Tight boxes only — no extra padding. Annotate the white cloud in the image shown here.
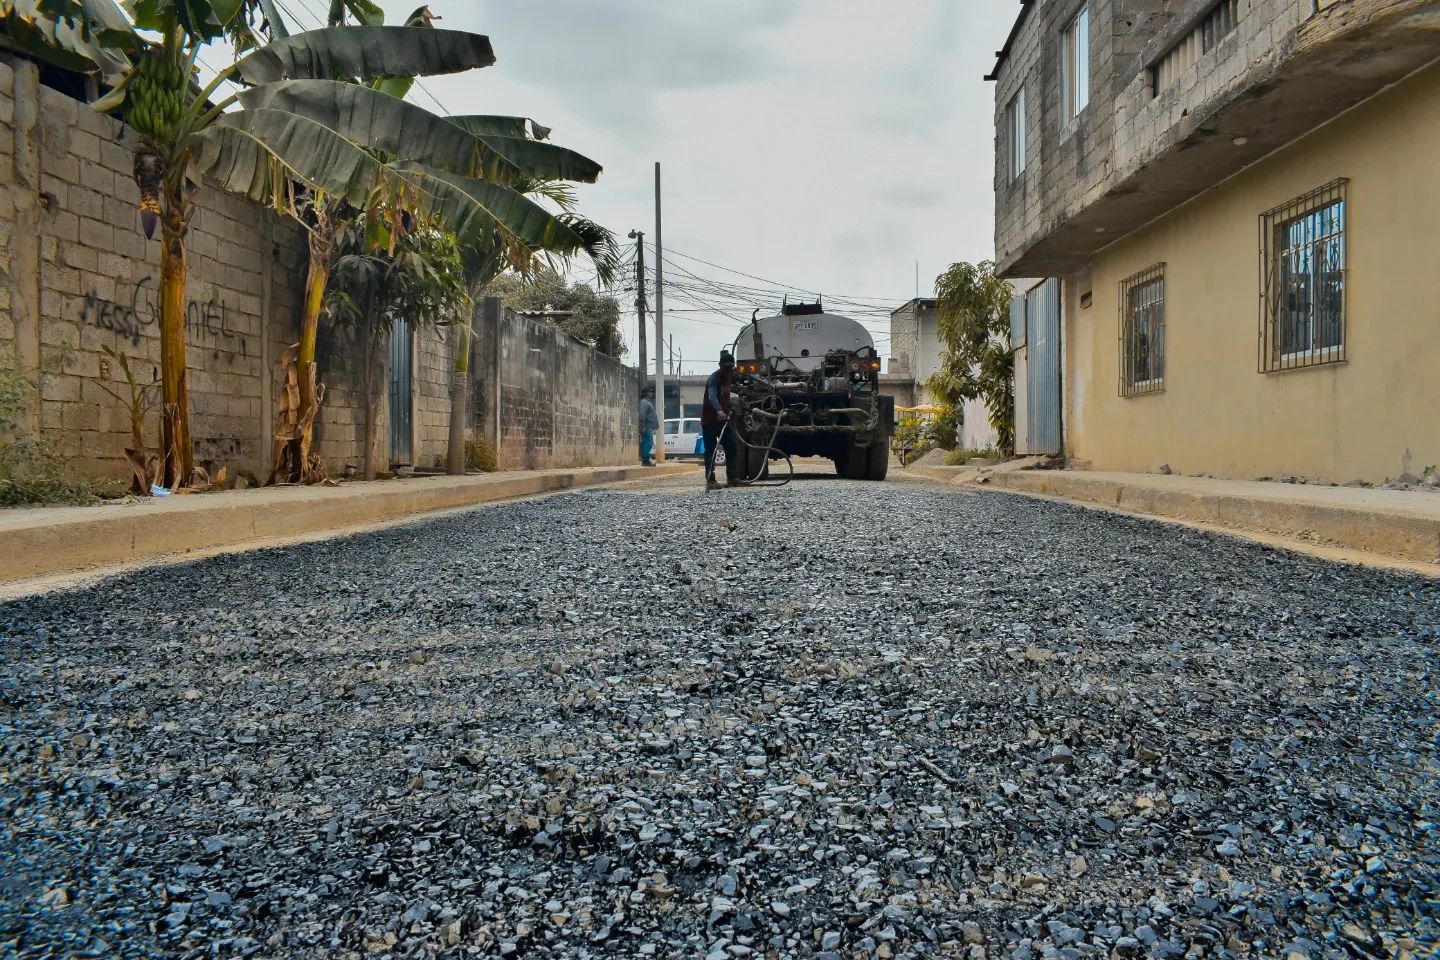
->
[372,1,1015,370]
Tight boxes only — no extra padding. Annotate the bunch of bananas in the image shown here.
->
[127,52,186,144]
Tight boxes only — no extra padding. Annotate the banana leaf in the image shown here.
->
[236,80,600,184]
[234,25,493,85]
[387,160,585,255]
[448,115,552,142]
[189,107,380,207]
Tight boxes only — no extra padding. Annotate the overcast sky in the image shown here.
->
[279,1,1017,372]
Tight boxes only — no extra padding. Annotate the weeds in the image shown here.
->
[466,439,499,473]
[0,352,94,506]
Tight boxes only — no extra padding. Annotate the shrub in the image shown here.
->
[893,414,933,457]
[465,439,499,473]
[927,405,959,451]
[0,353,94,506]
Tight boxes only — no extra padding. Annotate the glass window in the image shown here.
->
[663,419,679,435]
[1063,7,1090,121]
[682,421,701,435]
[1008,87,1026,179]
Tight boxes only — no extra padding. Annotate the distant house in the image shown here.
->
[889,298,1000,451]
[988,0,1440,482]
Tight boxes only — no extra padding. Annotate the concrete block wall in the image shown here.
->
[415,325,455,469]
[1,54,635,482]
[0,54,312,479]
[492,310,638,471]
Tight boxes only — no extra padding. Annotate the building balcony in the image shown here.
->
[997,0,1440,277]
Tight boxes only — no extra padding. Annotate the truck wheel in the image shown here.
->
[866,440,889,481]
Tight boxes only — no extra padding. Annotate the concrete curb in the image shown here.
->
[0,463,695,585]
[985,470,1440,565]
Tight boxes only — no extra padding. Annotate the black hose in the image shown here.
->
[714,413,794,487]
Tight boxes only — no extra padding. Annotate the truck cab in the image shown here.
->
[729,302,894,481]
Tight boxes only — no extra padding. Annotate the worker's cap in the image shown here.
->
[641,385,655,396]
[719,350,735,366]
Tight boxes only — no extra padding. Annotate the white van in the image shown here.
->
[663,418,705,458]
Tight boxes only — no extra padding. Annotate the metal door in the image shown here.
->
[1025,279,1061,455]
[388,318,413,465]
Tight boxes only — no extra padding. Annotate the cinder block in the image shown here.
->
[69,186,105,222]
[44,264,83,296]
[79,218,114,252]
[96,252,129,278]
[77,160,114,197]
[61,242,98,273]
[40,372,81,401]
[46,210,79,244]
[100,139,131,175]
[70,129,101,163]
[62,402,101,431]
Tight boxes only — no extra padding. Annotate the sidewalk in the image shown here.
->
[0,463,695,587]
[906,462,1440,568]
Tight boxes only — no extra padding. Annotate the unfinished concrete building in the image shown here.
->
[989,0,1440,483]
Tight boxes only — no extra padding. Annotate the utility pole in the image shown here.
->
[653,162,666,461]
[668,334,675,377]
[627,229,647,394]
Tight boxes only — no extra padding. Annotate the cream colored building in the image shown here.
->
[989,0,1440,483]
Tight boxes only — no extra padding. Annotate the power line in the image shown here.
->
[656,244,911,304]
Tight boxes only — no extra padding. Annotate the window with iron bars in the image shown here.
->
[1259,179,1346,373]
[1152,0,1239,96]
[1119,264,1166,397]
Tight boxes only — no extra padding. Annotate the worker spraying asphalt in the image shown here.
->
[700,347,797,490]
[701,351,739,490]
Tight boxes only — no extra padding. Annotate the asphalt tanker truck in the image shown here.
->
[725,300,894,482]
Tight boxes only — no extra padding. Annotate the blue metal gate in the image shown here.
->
[1025,279,1062,455]
[388,318,413,465]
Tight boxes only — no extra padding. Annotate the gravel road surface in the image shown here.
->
[3,474,1438,959]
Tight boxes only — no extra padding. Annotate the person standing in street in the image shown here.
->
[701,351,738,489]
[638,385,659,467]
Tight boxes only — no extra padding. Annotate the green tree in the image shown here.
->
[326,217,469,478]
[927,261,1016,454]
[485,268,625,357]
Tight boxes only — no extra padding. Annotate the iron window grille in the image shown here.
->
[1258,179,1347,373]
[1119,263,1166,397]
[1152,0,1239,96]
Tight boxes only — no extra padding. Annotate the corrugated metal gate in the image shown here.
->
[1024,279,1061,455]
[388,318,413,465]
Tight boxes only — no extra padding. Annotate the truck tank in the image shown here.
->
[723,302,894,482]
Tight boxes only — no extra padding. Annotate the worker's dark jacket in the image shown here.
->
[700,369,732,426]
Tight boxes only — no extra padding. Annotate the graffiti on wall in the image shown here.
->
[81,276,249,360]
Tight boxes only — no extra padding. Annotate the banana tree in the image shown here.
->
[9,2,510,485]
[327,216,468,478]
[8,1,609,485]
[233,76,605,480]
